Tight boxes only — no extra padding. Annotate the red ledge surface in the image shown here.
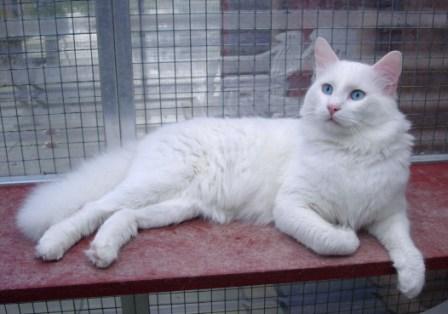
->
[1,163,447,303]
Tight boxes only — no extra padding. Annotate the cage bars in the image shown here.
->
[95,0,135,149]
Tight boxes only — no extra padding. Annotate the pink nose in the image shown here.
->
[327,104,341,116]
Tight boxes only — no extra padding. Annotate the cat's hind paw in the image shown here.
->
[35,238,65,261]
[85,243,118,268]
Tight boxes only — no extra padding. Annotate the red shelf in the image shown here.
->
[1,163,447,304]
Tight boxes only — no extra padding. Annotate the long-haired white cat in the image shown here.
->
[17,38,424,298]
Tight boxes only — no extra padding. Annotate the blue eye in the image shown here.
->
[322,83,333,95]
[350,89,366,100]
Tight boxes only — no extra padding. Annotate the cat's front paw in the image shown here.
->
[85,243,118,268]
[312,228,359,256]
[336,228,360,255]
[397,254,425,298]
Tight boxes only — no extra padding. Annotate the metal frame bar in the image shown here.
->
[0,174,60,186]
[113,0,136,144]
[422,299,448,314]
[95,0,135,149]
[1,153,447,186]
[411,154,448,163]
[121,294,150,314]
[95,0,120,148]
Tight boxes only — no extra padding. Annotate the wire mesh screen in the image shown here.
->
[1,296,122,314]
[0,0,103,178]
[1,270,447,313]
[1,0,448,179]
[130,0,448,154]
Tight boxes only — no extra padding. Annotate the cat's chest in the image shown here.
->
[316,155,374,200]
[298,148,394,228]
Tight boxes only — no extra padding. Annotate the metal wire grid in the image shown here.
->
[1,270,447,314]
[1,296,122,314]
[145,271,448,314]
[0,0,104,178]
[130,0,222,133]
[1,1,448,177]
[130,0,448,153]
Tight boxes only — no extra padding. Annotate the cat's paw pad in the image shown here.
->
[85,243,117,268]
[35,238,65,261]
[397,260,425,299]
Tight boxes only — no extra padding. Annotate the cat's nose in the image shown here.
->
[327,104,341,116]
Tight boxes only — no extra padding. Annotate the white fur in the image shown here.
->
[16,38,425,298]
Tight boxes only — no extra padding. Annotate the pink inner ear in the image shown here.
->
[373,51,402,95]
[314,37,339,75]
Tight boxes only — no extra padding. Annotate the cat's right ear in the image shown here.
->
[314,37,339,76]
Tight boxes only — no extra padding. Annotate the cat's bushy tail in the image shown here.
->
[16,146,135,242]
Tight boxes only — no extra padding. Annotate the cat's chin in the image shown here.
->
[323,117,347,130]
[302,115,346,133]
[320,118,356,136]
[326,118,341,126]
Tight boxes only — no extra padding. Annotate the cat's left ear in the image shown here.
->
[314,37,339,76]
[373,51,402,95]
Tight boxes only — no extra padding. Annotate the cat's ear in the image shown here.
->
[373,51,402,95]
[314,37,339,76]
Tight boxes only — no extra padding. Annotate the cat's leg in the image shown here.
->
[36,137,195,261]
[85,199,201,268]
[35,177,165,261]
[273,198,360,256]
[368,209,425,299]
[35,204,114,261]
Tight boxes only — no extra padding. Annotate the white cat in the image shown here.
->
[17,37,425,298]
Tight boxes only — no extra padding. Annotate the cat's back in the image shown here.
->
[143,117,299,155]
[139,117,300,223]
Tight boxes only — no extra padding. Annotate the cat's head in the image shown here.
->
[301,37,405,136]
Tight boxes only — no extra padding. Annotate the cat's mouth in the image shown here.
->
[326,116,342,126]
